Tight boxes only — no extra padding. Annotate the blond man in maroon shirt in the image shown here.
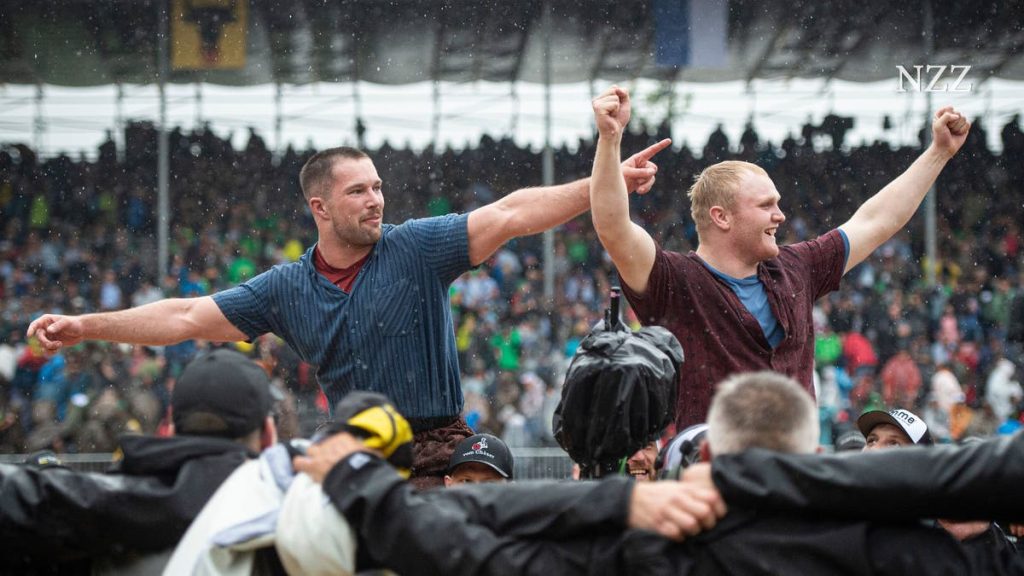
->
[589,85,970,429]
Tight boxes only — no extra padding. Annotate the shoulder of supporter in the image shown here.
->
[387,213,468,243]
[774,229,846,291]
[386,213,471,280]
[223,257,309,292]
[776,228,845,261]
[211,261,308,341]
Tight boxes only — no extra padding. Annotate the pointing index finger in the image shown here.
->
[26,319,39,339]
[634,138,672,163]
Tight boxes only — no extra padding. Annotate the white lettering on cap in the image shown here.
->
[889,409,928,443]
[890,409,915,424]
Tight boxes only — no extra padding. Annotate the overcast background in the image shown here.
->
[2,76,1020,159]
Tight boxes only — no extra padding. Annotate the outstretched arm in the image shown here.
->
[839,106,969,273]
[465,139,669,266]
[298,439,723,576]
[681,433,1024,523]
[294,431,725,544]
[26,296,246,351]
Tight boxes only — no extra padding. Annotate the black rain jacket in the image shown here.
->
[0,434,252,569]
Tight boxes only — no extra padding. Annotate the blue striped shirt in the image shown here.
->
[213,213,470,420]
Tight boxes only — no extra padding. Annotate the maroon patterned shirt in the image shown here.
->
[622,230,846,429]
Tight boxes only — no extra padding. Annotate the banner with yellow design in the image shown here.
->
[171,0,247,70]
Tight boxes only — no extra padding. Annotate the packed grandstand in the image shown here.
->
[2,115,1023,456]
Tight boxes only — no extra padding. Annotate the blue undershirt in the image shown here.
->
[701,230,849,349]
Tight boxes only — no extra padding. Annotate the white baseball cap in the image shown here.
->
[857,408,933,445]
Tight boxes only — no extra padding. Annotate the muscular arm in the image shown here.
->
[466,178,591,266]
[27,296,246,351]
[465,138,668,267]
[839,107,969,273]
[590,86,660,294]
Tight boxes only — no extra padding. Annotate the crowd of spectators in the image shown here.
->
[1,113,1023,454]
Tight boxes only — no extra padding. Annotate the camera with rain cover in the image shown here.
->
[552,285,683,480]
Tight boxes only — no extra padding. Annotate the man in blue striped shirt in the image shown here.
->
[28,142,669,488]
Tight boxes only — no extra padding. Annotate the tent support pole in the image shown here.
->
[542,0,555,305]
[923,0,937,287]
[157,0,170,279]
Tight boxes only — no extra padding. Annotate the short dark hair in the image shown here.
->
[299,146,369,202]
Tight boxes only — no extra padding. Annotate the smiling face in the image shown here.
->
[319,157,385,249]
[726,170,785,264]
[626,441,659,482]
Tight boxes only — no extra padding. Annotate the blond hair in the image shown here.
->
[687,161,768,232]
[706,371,819,456]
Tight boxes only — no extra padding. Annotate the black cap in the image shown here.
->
[173,348,274,439]
[448,433,514,479]
[834,429,867,452]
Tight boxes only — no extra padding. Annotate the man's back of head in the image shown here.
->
[706,371,819,456]
[172,347,277,451]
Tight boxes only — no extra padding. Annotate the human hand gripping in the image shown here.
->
[294,391,413,482]
[26,314,83,352]
[292,431,382,484]
[628,478,727,541]
[931,105,970,159]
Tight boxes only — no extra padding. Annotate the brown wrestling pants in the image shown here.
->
[409,416,474,490]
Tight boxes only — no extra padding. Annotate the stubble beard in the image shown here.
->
[332,219,381,249]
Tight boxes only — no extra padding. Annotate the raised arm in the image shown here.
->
[26,296,246,351]
[839,106,969,274]
[590,86,664,295]
[465,136,669,266]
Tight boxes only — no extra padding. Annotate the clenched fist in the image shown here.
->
[931,106,970,159]
[593,85,631,138]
